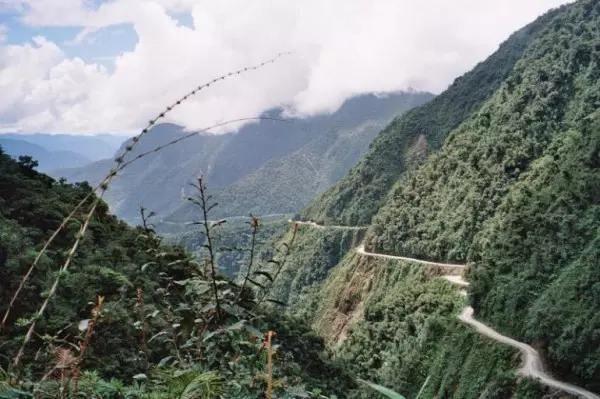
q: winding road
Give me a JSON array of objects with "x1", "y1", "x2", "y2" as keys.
[
  {"x1": 294, "y1": 221, "x2": 599, "y2": 399},
  {"x1": 459, "y1": 307, "x2": 600, "y2": 399},
  {"x1": 357, "y1": 244, "x2": 465, "y2": 269},
  {"x1": 292, "y1": 220, "x2": 366, "y2": 231}
]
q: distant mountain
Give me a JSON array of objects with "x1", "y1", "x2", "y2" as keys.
[
  {"x1": 53, "y1": 92, "x2": 433, "y2": 223},
  {"x1": 0, "y1": 138, "x2": 91, "y2": 173},
  {"x1": 0, "y1": 133, "x2": 124, "y2": 161}
]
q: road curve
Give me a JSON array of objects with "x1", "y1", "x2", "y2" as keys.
[
  {"x1": 357, "y1": 244, "x2": 466, "y2": 269},
  {"x1": 294, "y1": 221, "x2": 599, "y2": 398},
  {"x1": 292, "y1": 220, "x2": 366, "y2": 231},
  {"x1": 460, "y1": 307, "x2": 599, "y2": 399}
]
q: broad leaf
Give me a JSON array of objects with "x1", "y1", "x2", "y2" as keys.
[{"x1": 357, "y1": 379, "x2": 406, "y2": 399}]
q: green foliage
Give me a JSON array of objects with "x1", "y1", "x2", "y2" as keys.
[
  {"x1": 292, "y1": 252, "x2": 520, "y2": 398},
  {"x1": 163, "y1": 219, "x2": 288, "y2": 279},
  {"x1": 357, "y1": 379, "x2": 406, "y2": 399},
  {"x1": 0, "y1": 150, "x2": 353, "y2": 397},
  {"x1": 263, "y1": 225, "x2": 365, "y2": 312},
  {"x1": 352, "y1": 0, "x2": 600, "y2": 391},
  {"x1": 302, "y1": 4, "x2": 565, "y2": 226}
]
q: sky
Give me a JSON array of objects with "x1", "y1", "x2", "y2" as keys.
[{"x1": 0, "y1": 0, "x2": 573, "y2": 135}]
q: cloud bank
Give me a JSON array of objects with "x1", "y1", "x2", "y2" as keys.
[{"x1": 0, "y1": 0, "x2": 572, "y2": 134}]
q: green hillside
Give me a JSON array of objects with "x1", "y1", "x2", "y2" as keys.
[
  {"x1": 0, "y1": 147, "x2": 354, "y2": 397},
  {"x1": 302, "y1": 6, "x2": 562, "y2": 226},
  {"x1": 4, "y1": 0, "x2": 600, "y2": 397},
  {"x1": 55, "y1": 92, "x2": 431, "y2": 224},
  {"x1": 267, "y1": 1, "x2": 600, "y2": 397},
  {"x1": 365, "y1": 1, "x2": 600, "y2": 389}
]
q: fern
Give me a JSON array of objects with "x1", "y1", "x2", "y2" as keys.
[{"x1": 168, "y1": 371, "x2": 223, "y2": 399}]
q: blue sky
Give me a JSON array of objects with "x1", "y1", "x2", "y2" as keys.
[
  {"x1": 0, "y1": 3, "x2": 193, "y2": 71},
  {"x1": 0, "y1": 0, "x2": 572, "y2": 135},
  {"x1": 1, "y1": 7, "x2": 133, "y2": 71}
]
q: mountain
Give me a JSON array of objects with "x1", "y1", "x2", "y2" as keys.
[
  {"x1": 54, "y1": 92, "x2": 433, "y2": 223},
  {"x1": 264, "y1": 1, "x2": 600, "y2": 397},
  {"x1": 301, "y1": 7, "x2": 561, "y2": 226},
  {"x1": 0, "y1": 140, "x2": 354, "y2": 398},
  {"x1": 364, "y1": 0, "x2": 600, "y2": 390},
  {"x1": 4, "y1": 0, "x2": 600, "y2": 397},
  {"x1": 0, "y1": 133, "x2": 123, "y2": 161},
  {"x1": 0, "y1": 137, "x2": 91, "y2": 173}
]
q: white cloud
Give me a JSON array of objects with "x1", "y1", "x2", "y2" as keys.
[{"x1": 0, "y1": 0, "x2": 573, "y2": 134}]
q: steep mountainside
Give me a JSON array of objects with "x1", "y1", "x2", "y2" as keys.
[
  {"x1": 54, "y1": 92, "x2": 432, "y2": 223},
  {"x1": 302, "y1": 6, "x2": 562, "y2": 226},
  {"x1": 366, "y1": 0, "x2": 600, "y2": 390},
  {"x1": 268, "y1": 1, "x2": 600, "y2": 397},
  {"x1": 0, "y1": 138, "x2": 91, "y2": 172},
  {"x1": 262, "y1": 226, "x2": 553, "y2": 398},
  {"x1": 0, "y1": 147, "x2": 188, "y2": 376},
  {"x1": 162, "y1": 218, "x2": 289, "y2": 279}
]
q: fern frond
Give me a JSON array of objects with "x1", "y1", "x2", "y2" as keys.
[{"x1": 169, "y1": 371, "x2": 223, "y2": 399}]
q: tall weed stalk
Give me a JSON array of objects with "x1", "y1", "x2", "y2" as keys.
[{"x1": 9, "y1": 53, "x2": 290, "y2": 367}]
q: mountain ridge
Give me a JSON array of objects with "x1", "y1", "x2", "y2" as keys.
[
  {"x1": 301, "y1": 5, "x2": 565, "y2": 226},
  {"x1": 53, "y1": 91, "x2": 433, "y2": 223},
  {"x1": 265, "y1": 1, "x2": 600, "y2": 397},
  {"x1": 0, "y1": 137, "x2": 92, "y2": 173},
  {"x1": 0, "y1": 133, "x2": 122, "y2": 161}
]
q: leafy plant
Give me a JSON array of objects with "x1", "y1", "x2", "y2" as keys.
[{"x1": 358, "y1": 379, "x2": 406, "y2": 399}]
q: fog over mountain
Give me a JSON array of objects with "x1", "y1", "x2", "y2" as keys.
[{"x1": 0, "y1": 0, "x2": 571, "y2": 135}]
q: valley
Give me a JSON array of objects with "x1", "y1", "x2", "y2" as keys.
[
  {"x1": 292, "y1": 220, "x2": 600, "y2": 399},
  {"x1": 1, "y1": 0, "x2": 600, "y2": 398},
  {"x1": 52, "y1": 92, "x2": 432, "y2": 224}
]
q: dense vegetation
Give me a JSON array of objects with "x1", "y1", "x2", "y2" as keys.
[
  {"x1": 360, "y1": 0, "x2": 600, "y2": 392},
  {"x1": 274, "y1": 247, "x2": 556, "y2": 398},
  {"x1": 254, "y1": 1, "x2": 600, "y2": 397},
  {"x1": 55, "y1": 93, "x2": 431, "y2": 224},
  {"x1": 4, "y1": 0, "x2": 600, "y2": 397},
  {"x1": 0, "y1": 149, "x2": 177, "y2": 378},
  {"x1": 0, "y1": 147, "x2": 356, "y2": 398},
  {"x1": 302, "y1": 5, "x2": 563, "y2": 226},
  {"x1": 262, "y1": 225, "x2": 365, "y2": 313},
  {"x1": 162, "y1": 219, "x2": 289, "y2": 279}
]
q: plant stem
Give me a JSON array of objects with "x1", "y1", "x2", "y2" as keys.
[
  {"x1": 266, "y1": 331, "x2": 275, "y2": 399},
  {"x1": 1, "y1": 53, "x2": 290, "y2": 330},
  {"x1": 255, "y1": 223, "x2": 298, "y2": 308},
  {"x1": 196, "y1": 176, "x2": 222, "y2": 319},
  {"x1": 235, "y1": 216, "x2": 260, "y2": 304}
]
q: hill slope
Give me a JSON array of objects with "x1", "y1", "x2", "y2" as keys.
[
  {"x1": 0, "y1": 145, "x2": 355, "y2": 397},
  {"x1": 269, "y1": 1, "x2": 600, "y2": 397},
  {"x1": 362, "y1": 0, "x2": 600, "y2": 391},
  {"x1": 302, "y1": 7, "x2": 562, "y2": 226},
  {"x1": 55, "y1": 92, "x2": 432, "y2": 223}
]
